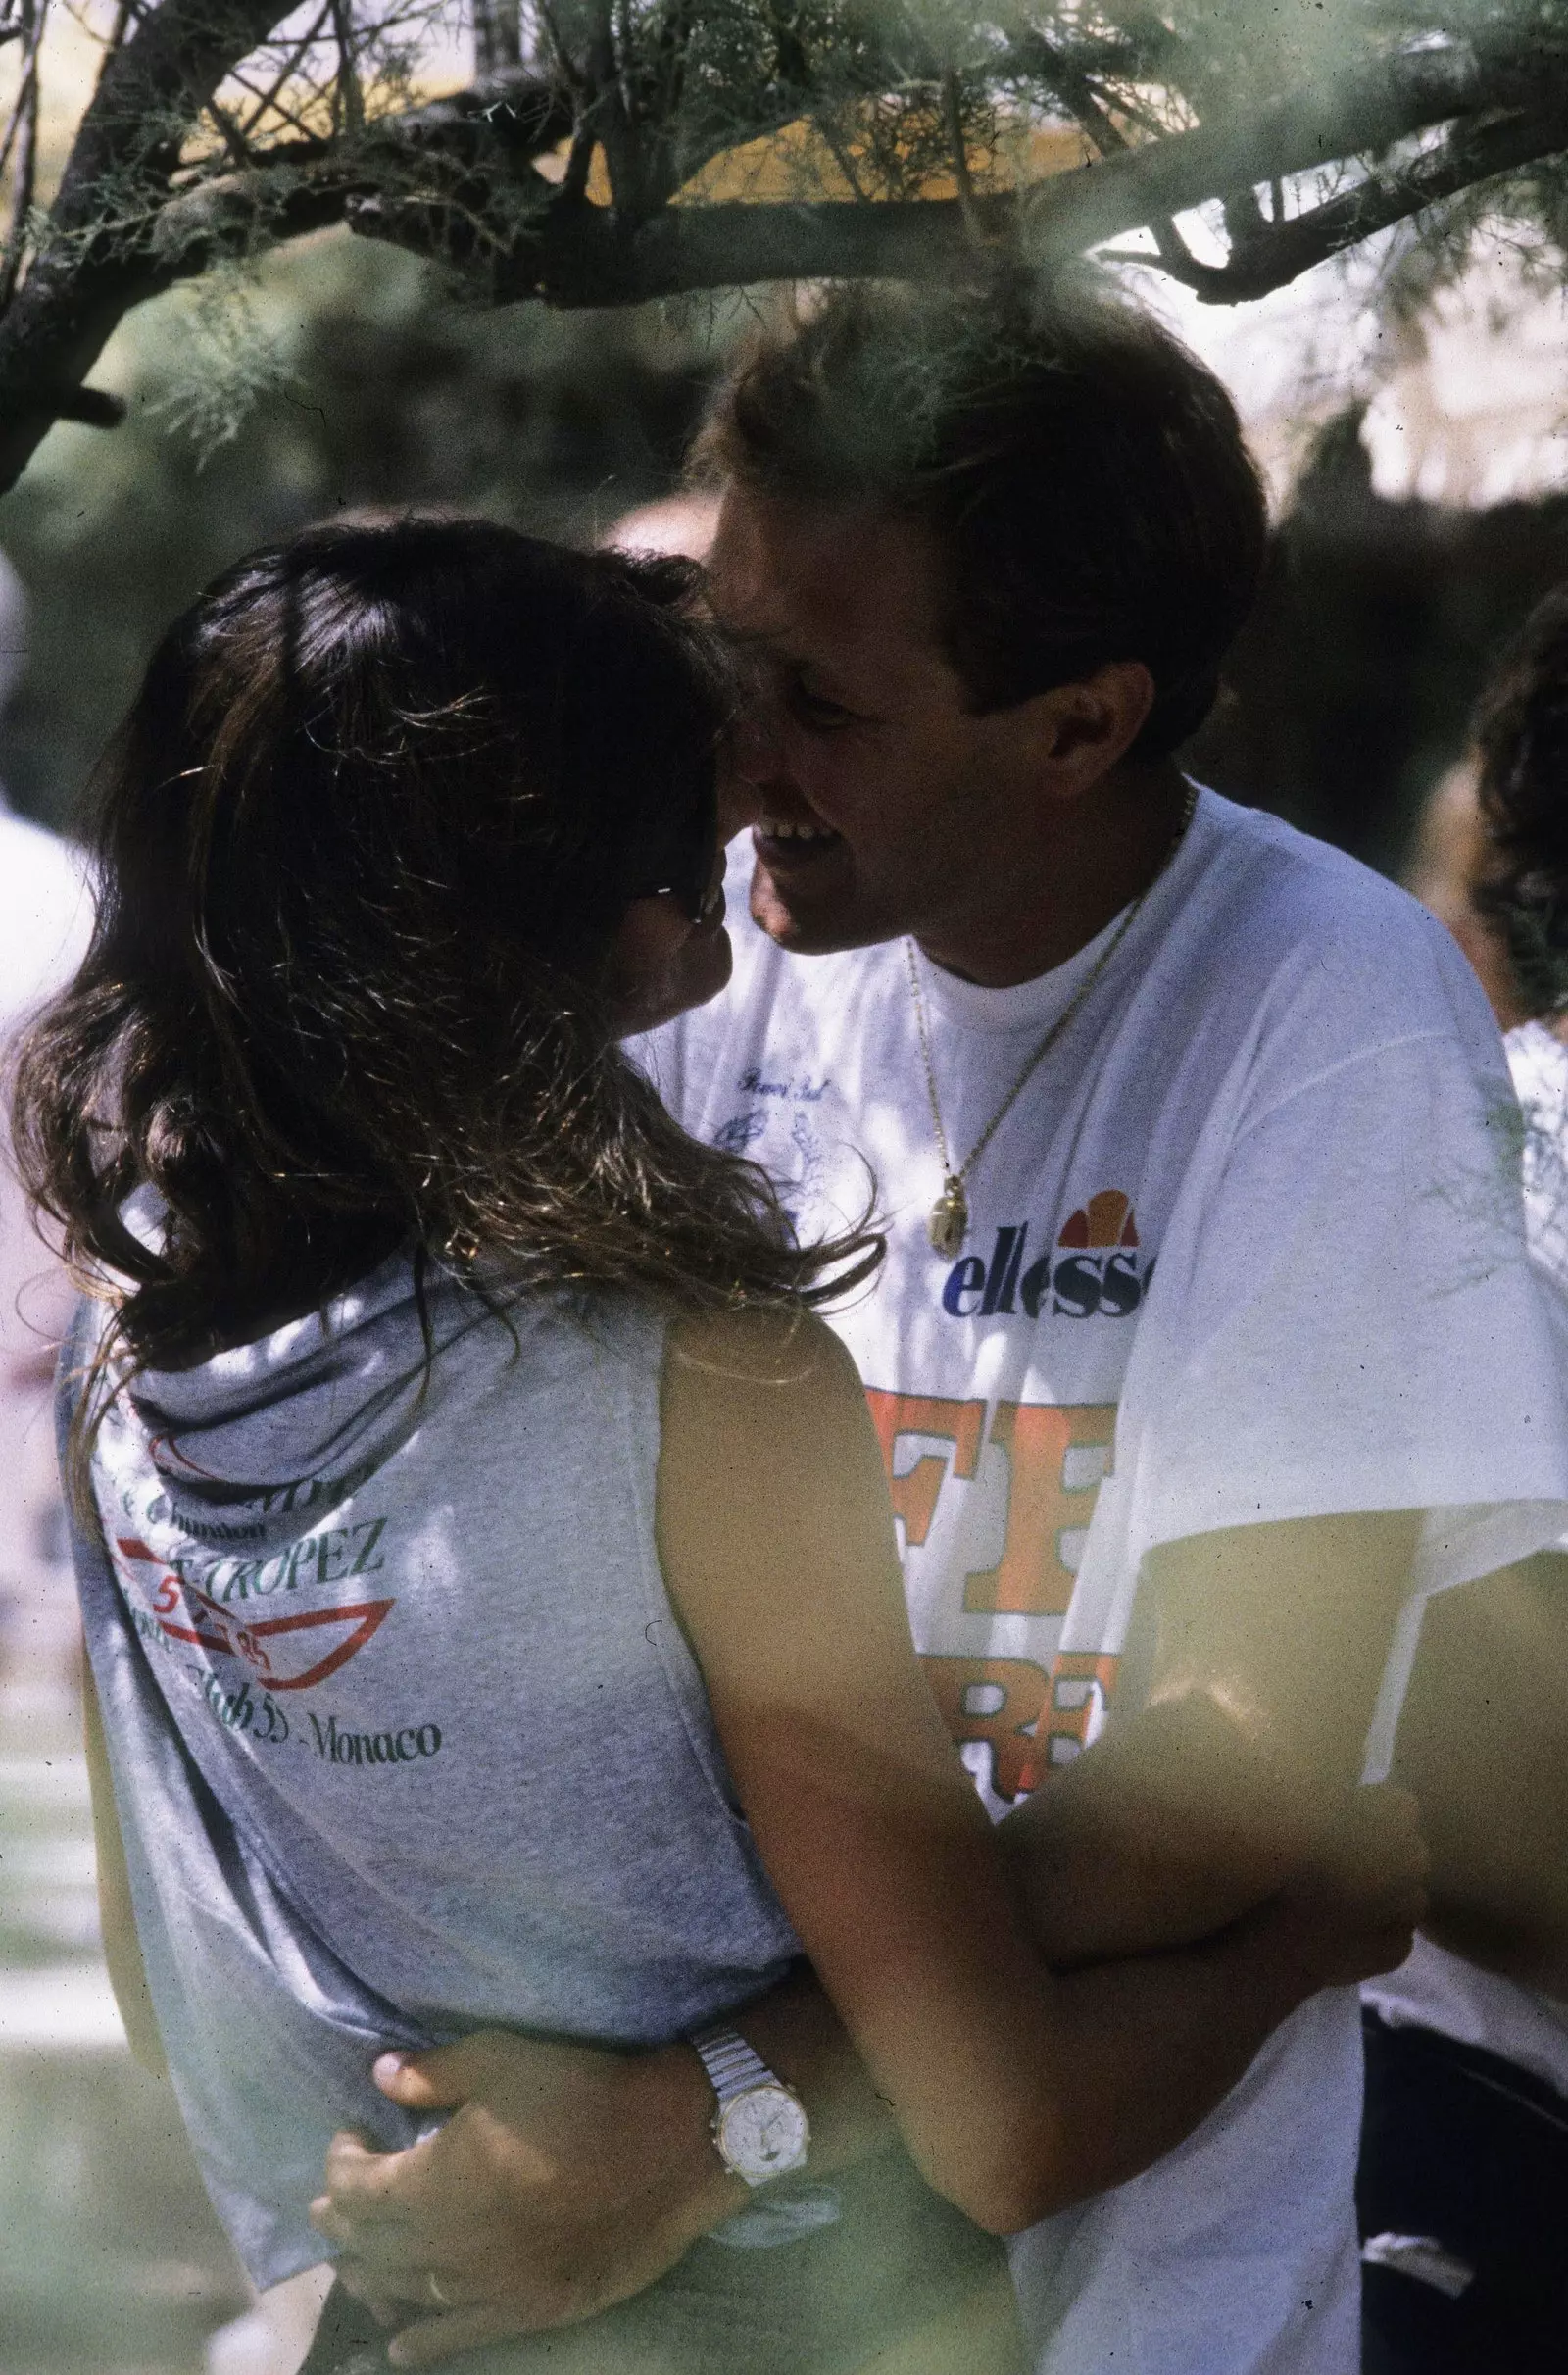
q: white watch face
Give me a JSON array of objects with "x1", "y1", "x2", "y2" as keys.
[{"x1": 716, "y1": 2083, "x2": 809, "y2": 2182}]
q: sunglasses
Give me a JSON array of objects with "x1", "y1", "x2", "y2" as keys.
[{"x1": 619, "y1": 781, "x2": 719, "y2": 923}]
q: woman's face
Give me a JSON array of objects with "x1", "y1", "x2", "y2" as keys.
[{"x1": 604, "y1": 858, "x2": 730, "y2": 1036}]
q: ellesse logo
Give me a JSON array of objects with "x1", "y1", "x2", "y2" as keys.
[{"x1": 941, "y1": 1189, "x2": 1152, "y2": 1320}]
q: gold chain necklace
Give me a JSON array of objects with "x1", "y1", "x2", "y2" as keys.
[{"x1": 908, "y1": 781, "x2": 1200, "y2": 1258}]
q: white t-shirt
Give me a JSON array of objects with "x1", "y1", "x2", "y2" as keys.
[
  {"x1": 1363, "y1": 1017, "x2": 1568, "y2": 2102},
  {"x1": 635, "y1": 787, "x2": 1568, "y2": 2375}
]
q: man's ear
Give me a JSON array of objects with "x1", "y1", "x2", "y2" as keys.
[{"x1": 1015, "y1": 662, "x2": 1157, "y2": 796}]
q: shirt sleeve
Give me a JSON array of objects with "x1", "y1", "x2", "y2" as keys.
[
  {"x1": 1065, "y1": 1017, "x2": 1568, "y2": 1780},
  {"x1": 1124, "y1": 1025, "x2": 1568, "y2": 1578}
]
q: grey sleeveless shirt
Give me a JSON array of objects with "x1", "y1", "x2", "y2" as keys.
[{"x1": 69, "y1": 1257, "x2": 802, "y2": 2288}]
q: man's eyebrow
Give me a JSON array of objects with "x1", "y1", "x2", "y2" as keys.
[
  {"x1": 728, "y1": 629, "x2": 851, "y2": 683},
  {"x1": 714, "y1": 617, "x2": 871, "y2": 707},
  {"x1": 717, "y1": 620, "x2": 799, "y2": 660}
]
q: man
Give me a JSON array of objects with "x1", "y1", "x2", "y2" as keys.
[{"x1": 314, "y1": 276, "x2": 1568, "y2": 2374}]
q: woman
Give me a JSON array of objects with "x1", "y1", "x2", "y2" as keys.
[{"x1": 16, "y1": 519, "x2": 1419, "y2": 2375}]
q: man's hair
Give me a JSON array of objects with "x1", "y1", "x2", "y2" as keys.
[
  {"x1": 1475, "y1": 584, "x2": 1568, "y2": 1013},
  {"x1": 695, "y1": 272, "x2": 1268, "y2": 760}
]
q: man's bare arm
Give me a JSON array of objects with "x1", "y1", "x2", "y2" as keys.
[
  {"x1": 1004, "y1": 1510, "x2": 1421, "y2": 1971},
  {"x1": 1393, "y1": 1550, "x2": 1568, "y2": 1995}
]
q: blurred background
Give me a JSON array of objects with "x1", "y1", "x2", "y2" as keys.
[{"x1": 6, "y1": 9, "x2": 1568, "y2": 2372}]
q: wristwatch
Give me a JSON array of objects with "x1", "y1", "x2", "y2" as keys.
[{"x1": 689, "y1": 2021, "x2": 810, "y2": 2188}]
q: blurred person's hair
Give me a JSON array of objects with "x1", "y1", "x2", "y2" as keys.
[
  {"x1": 692, "y1": 272, "x2": 1269, "y2": 761},
  {"x1": 0, "y1": 547, "x2": 27, "y2": 717},
  {"x1": 13, "y1": 517, "x2": 879, "y2": 1394},
  {"x1": 1474, "y1": 584, "x2": 1568, "y2": 1014}
]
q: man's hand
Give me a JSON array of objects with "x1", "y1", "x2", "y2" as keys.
[
  {"x1": 1241, "y1": 1780, "x2": 1430, "y2": 1995},
  {"x1": 309, "y1": 2031, "x2": 739, "y2": 2369},
  {"x1": 1005, "y1": 1688, "x2": 1429, "y2": 1980}
]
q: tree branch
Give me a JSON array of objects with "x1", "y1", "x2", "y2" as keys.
[
  {"x1": 473, "y1": 0, "x2": 520, "y2": 82},
  {"x1": 941, "y1": 65, "x2": 983, "y2": 240},
  {"x1": 1014, "y1": 41, "x2": 1508, "y2": 260},
  {"x1": 7, "y1": 5, "x2": 1568, "y2": 510},
  {"x1": 328, "y1": 0, "x2": 365, "y2": 140},
  {"x1": 0, "y1": 0, "x2": 298, "y2": 489},
  {"x1": 340, "y1": 38, "x2": 1568, "y2": 307},
  {"x1": 1152, "y1": 104, "x2": 1568, "y2": 305},
  {"x1": 0, "y1": 45, "x2": 570, "y2": 495}
]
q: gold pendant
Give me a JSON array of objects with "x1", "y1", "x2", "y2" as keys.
[{"x1": 928, "y1": 1176, "x2": 969, "y2": 1257}]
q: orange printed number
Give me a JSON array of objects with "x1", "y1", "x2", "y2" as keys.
[
  {"x1": 864, "y1": 1392, "x2": 986, "y2": 1549},
  {"x1": 962, "y1": 1404, "x2": 1115, "y2": 1617},
  {"x1": 920, "y1": 1656, "x2": 1049, "y2": 1803},
  {"x1": 1016, "y1": 1653, "x2": 1123, "y2": 1793},
  {"x1": 863, "y1": 1393, "x2": 1112, "y2": 1601}
]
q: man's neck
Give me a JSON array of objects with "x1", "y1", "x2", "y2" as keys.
[{"x1": 916, "y1": 762, "x2": 1193, "y2": 990}]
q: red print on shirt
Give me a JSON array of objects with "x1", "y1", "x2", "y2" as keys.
[{"x1": 115, "y1": 1537, "x2": 392, "y2": 1690}]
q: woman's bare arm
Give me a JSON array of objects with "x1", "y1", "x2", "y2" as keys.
[{"x1": 658, "y1": 1307, "x2": 1422, "y2": 2233}]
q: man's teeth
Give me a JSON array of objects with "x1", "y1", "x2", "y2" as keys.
[{"x1": 762, "y1": 820, "x2": 836, "y2": 841}]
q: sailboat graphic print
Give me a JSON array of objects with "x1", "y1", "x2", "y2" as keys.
[{"x1": 115, "y1": 1535, "x2": 393, "y2": 1690}]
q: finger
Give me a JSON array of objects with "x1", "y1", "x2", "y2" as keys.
[
  {"x1": 326, "y1": 2241, "x2": 456, "y2": 2306},
  {"x1": 372, "y1": 2038, "x2": 491, "y2": 2113},
  {"x1": 387, "y1": 2309, "x2": 517, "y2": 2369},
  {"x1": 330, "y1": 2260, "x2": 405, "y2": 2326},
  {"x1": 309, "y1": 2198, "x2": 357, "y2": 2250},
  {"x1": 321, "y1": 2130, "x2": 426, "y2": 2218},
  {"x1": 323, "y1": 2130, "x2": 398, "y2": 2190},
  {"x1": 310, "y1": 2186, "x2": 415, "y2": 2250}
]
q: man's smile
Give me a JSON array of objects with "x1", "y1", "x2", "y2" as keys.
[{"x1": 754, "y1": 816, "x2": 846, "y2": 861}]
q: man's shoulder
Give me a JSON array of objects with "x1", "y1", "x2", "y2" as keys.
[
  {"x1": 1188, "y1": 791, "x2": 1489, "y2": 1042},
  {"x1": 1197, "y1": 792, "x2": 1436, "y2": 940}
]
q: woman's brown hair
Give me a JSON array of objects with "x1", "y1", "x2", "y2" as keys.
[
  {"x1": 1474, "y1": 583, "x2": 1568, "y2": 1015},
  {"x1": 13, "y1": 516, "x2": 879, "y2": 1396}
]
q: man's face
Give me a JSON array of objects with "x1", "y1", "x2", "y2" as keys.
[{"x1": 708, "y1": 487, "x2": 1043, "y2": 958}]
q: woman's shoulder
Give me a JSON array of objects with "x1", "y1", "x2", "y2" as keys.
[
  {"x1": 664, "y1": 1300, "x2": 856, "y2": 1393},
  {"x1": 659, "y1": 1304, "x2": 870, "y2": 1519}
]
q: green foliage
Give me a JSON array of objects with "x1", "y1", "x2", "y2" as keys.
[{"x1": 0, "y1": 228, "x2": 741, "y2": 826}]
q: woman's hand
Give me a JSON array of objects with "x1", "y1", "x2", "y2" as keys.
[
  {"x1": 308, "y1": 1965, "x2": 898, "y2": 2369},
  {"x1": 310, "y1": 2032, "x2": 735, "y2": 2369}
]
